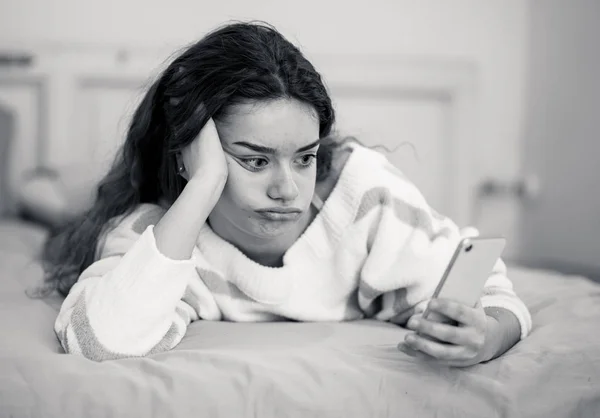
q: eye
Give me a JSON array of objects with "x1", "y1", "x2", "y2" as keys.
[
  {"x1": 241, "y1": 157, "x2": 269, "y2": 171},
  {"x1": 297, "y1": 154, "x2": 317, "y2": 168}
]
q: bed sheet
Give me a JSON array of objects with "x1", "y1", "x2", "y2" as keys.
[{"x1": 1, "y1": 220, "x2": 599, "y2": 418}]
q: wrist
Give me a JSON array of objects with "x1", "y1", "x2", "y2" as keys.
[
  {"x1": 187, "y1": 171, "x2": 227, "y2": 196},
  {"x1": 191, "y1": 165, "x2": 228, "y2": 182},
  {"x1": 482, "y1": 315, "x2": 502, "y2": 362}
]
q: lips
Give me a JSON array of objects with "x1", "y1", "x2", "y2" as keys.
[{"x1": 255, "y1": 208, "x2": 303, "y2": 221}]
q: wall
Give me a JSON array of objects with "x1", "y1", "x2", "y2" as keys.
[
  {"x1": 518, "y1": 0, "x2": 600, "y2": 277},
  {"x1": 0, "y1": 1, "x2": 528, "y2": 256}
]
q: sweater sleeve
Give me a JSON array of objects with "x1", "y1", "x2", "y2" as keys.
[
  {"x1": 355, "y1": 159, "x2": 532, "y2": 340},
  {"x1": 54, "y1": 204, "x2": 219, "y2": 361}
]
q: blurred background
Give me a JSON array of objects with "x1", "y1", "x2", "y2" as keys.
[{"x1": 0, "y1": 0, "x2": 598, "y2": 280}]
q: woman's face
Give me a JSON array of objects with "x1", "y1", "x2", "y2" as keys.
[{"x1": 209, "y1": 98, "x2": 320, "y2": 241}]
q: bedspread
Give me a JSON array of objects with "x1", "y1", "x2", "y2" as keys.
[{"x1": 1, "y1": 220, "x2": 599, "y2": 418}]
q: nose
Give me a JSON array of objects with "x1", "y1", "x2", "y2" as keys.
[{"x1": 267, "y1": 166, "x2": 299, "y2": 202}]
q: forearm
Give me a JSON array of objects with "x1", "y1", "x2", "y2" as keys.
[
  {"x1": 483, "y1": 307, "x2": 522, "y2": 361},
  {"x1": 55, "y1": 239, "x2": 196, "y2": 360},
  {"x1": 153, "y1": 172, "x2": 226, "y2": 260}
]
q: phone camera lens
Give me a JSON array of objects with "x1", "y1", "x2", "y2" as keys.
[{"x1": 465, "y1": 244, "x2": 473, "y2": 252}]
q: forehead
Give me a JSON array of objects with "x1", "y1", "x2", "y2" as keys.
[{"x1": 217, "y1": 99, "x2": 319, "y2": 151}]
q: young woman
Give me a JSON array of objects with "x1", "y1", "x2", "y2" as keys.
[{"x1": 43, "y1": 22, "x2": 532, "y2": 364}]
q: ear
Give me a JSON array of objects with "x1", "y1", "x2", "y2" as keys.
[{"x1": 175, "y1": 153, "x2": 189, "y2": 181}]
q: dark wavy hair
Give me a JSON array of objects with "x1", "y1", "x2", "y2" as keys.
[{"x1": 38, "y1": 21, "x2": 350, "y2": 297}]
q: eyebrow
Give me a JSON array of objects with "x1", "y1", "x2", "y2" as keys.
[{"x1": 232, "y1": 138, "x2": 321, "y2": 154}]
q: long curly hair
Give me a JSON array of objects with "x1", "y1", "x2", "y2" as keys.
[{"x1": 39, "y1": 21, "x2": 350, "y2": 297}]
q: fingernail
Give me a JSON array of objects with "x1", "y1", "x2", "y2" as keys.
[
  {"x1": 398, "y1": 343, "x2": 415, "y2": 356},
  {"x1": 405, "y1": 333, "x2": 416, "y2": 343}
]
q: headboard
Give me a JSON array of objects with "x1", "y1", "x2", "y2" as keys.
[{"x1": 0, "y1": 46, "x2": 479, "y2": 226}]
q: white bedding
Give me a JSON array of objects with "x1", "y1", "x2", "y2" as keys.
[{"x1": 1, "y1": 219, "x2": 599, "y2": 418}]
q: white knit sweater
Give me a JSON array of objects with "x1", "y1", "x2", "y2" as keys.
[{"x1": 55, "y1": 144, "x2": 532, "y2": 361}]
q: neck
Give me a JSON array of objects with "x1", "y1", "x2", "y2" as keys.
[{"x1": 244, "y1": 248, "x2": 285, "y2": 268}]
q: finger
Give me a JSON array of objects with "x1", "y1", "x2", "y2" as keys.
[
  {"x1": 405, "y1": 314, "x2": 424, "y2": 330},
  {"x1": 397, "y1": 342, "x2": 419, "y2": 356},
  {"x1": 399, "y1": 342, "x2": 478, "y2": 367},
  {"x1": 428, "y1": 299, "x2": 477, "y2": 326},
  {"x1": 404, "y1": 333, "x2": 477, "y2": 361},
  {"x1": 397, "y1": 342, "x2": 436, "y2": 361},
  {"x1": 399, "y1": 340, "x2": 479, "y2": 367},
  {"x1": 389, "y1": 310, "x2": 416, "y2": 325},
  {"x1": 409, "y1": 317, "x2": 481, "y2": 347}
]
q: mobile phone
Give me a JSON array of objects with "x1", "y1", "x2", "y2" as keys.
[{"x1": 422, "y1": 236, "x2": 507, "y2": 325}]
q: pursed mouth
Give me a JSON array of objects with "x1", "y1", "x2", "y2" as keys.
[{"x1": 255, "y1": 209, "x2": 303, "y2": 221}]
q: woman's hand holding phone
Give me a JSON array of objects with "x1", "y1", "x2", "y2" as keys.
[
  {"x1": 398, "y1": 299, "x2": 498, "y2": 367},
  {"x1": 396, "y1": 236, "x2": 507, "y2": 367}
]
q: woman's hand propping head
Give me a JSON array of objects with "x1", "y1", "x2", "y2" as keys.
[{"x1": 179, "y1": 117, "x2": 228, "y2": 185}]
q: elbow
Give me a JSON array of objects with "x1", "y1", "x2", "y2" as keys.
[
  {"x1": 56, "y1": 323, "x2": 147, "y2": 362},
  {"x1": 55, "y1": 307, "x2": 184, "y2": 362},
  {"x1": 55, "y1": 301, "x2": 150, "y2": 362},
  {"x1": 55, "y1": 285, "x2": 187, "y2": 361}
]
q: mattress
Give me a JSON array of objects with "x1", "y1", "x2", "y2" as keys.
[{"x1": 1, "y1": 219, "x2": 599, "y2": 418}]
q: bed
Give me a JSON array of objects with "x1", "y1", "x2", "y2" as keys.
[
  {"x1": 1, "y1": 218, "x2": 600, "y2": 418},
  {"x1": 1, "y1": 48, "x2": 599, "y2": 418}
]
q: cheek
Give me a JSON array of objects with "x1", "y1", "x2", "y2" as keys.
[
  {"x1": 297, "y1": 169, "x2": 317, "y2": 195},
  {"x1": 221, "y1": 163, "x2": 265, "y2": 208},
  {"x1": 219, "y1": 159, "x2": 317, "y2": 208}
]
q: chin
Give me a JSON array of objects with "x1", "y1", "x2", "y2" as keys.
[
  {"x1": 246, "y1": 217, "x2": 302, "y2": 239},
  {"x1": 250, "y1": 223, "x2": 296, "y2": 238}
]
